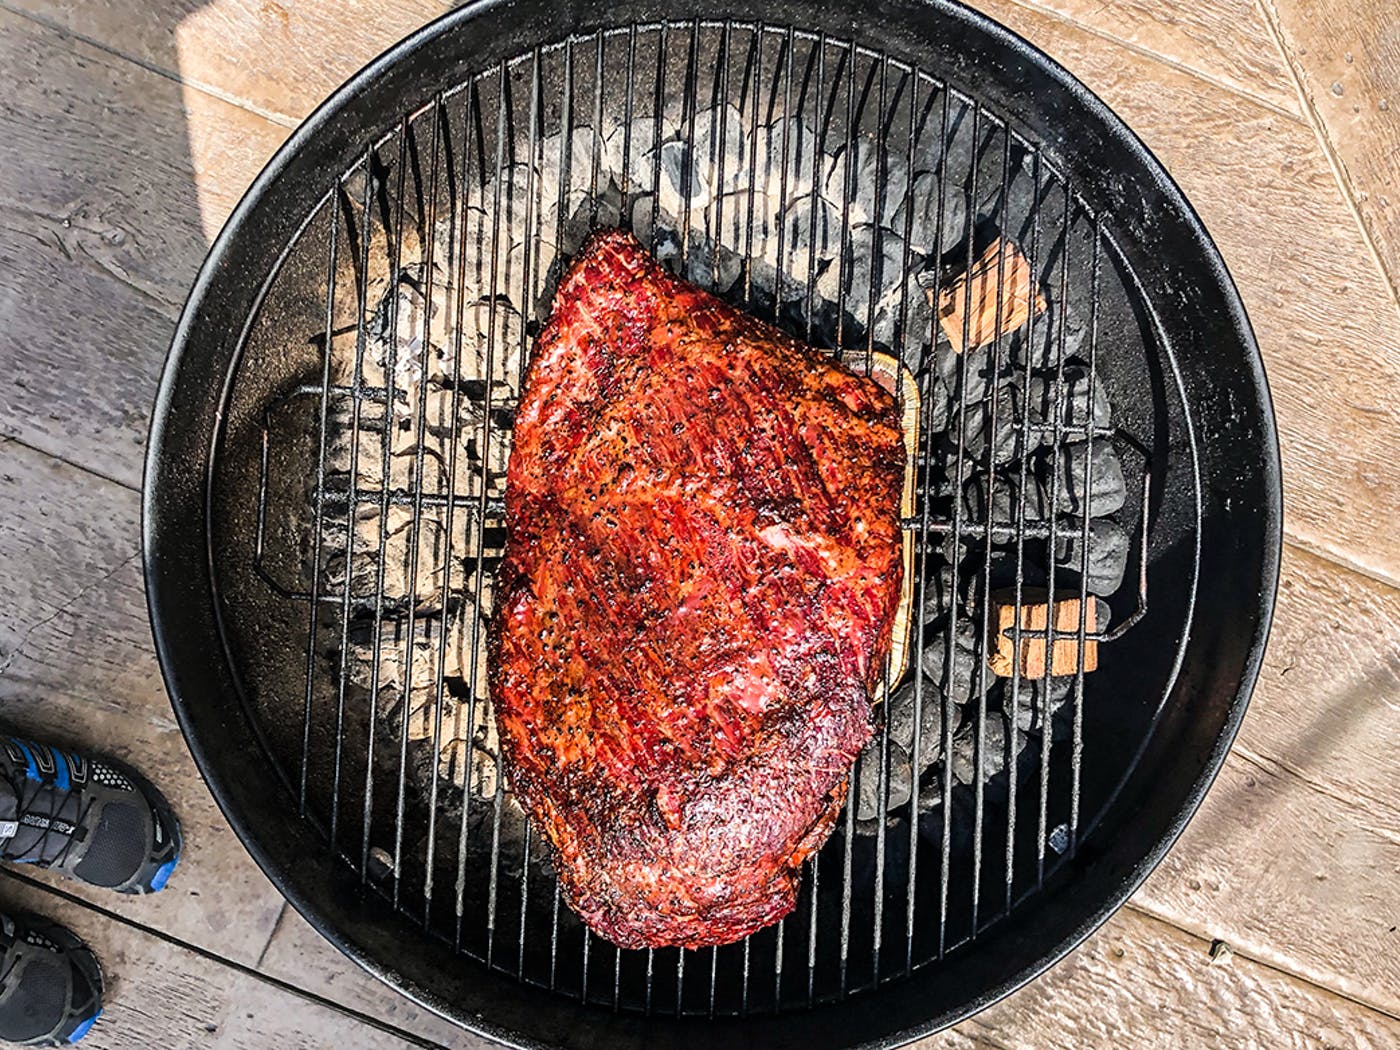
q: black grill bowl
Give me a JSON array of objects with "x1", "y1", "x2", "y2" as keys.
[{"x1": 144, "y1": 0, "x2": 1281, "y2": 1046}]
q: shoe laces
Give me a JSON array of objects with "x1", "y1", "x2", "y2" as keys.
[{"x1": 2, "y1": 756, "x2": 95, "y2": 870}]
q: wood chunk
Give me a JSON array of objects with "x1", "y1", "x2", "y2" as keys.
[
  {"x1": 988, "y1": 587, "x2": 1098, "y2": 679},
  {"x1": 933, "y1": 236, "x2": 1046, "y2": 353}
]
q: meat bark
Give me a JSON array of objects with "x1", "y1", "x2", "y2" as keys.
[{"x1": 490, "y1": 229, "x2": 905, "y2": 949}]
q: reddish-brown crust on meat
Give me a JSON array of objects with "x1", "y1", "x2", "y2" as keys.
[{"x1": 489, "y1": 229, "x2": 905, "y2": 949}]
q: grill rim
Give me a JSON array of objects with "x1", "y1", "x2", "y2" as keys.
[{"x1": 142, "y1": 0, "x2": 1283, "y2": 1045}]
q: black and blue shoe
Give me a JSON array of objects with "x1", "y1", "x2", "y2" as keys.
[
  {"x1": 0, "y1": 914, "x2": 102, "y2": 1046},
  {"x1": 0, "y1": 738, "x2": 180, "y2": 895}
]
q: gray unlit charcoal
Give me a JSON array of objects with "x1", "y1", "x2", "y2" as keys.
[
  {"x1": 962, "y1": 471, "x2": 1049, "y2": 525},
  {"x1": 870, "y1": 268, "x2": 932, "y2": 357},
  {"x1": 931, "y1": 340, "x2": 1014, "y2": 408},
  {"x1": 886, "y1": 675, "x2": 951, "y2": 769},
  {"x1": 1018, "y1": 365, "x2": 1111, "y2": 439},
  {"x1": 854, "y1": 744, "x2": 914, "y2": 820},
  {"x1": 1055, "y1": 517, "x2": 1130, "y2": 596},
  {"x1": 919, "y1": 563, "x2": 958, "y2": 623},
  {"x1": 891, "y1": 170, "x2": 970, "y2": 255},
  {"x1": 1002, "y1": 675, "x2": 1073, "y2": 734},
  {"x1": 950, "y1": 712, "x2": 1017, "y2": 787},
  {"x1": 953, "y1": 401, "x2": 1041, "y2": 466},
  {"x1": 1040, "y1": 441, "x2": 1126, "y2": 517},
  {"x1": 1015, "y1": 299, "x2": 1089, "y2": 370},
  {"x1": 920, "y1": 617, "x2": 987, "y2": 705}
]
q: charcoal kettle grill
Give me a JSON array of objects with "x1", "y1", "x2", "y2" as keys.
[{"x1": 143, "y1": 0, "x2": 1282, "y2": 1045}]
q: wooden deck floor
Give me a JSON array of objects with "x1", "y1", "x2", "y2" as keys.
[{"x1": 0, "y1": 0, "x2": 1396, "y2": 1045}]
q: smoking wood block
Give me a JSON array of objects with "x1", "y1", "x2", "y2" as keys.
[
  {"x1": 934, "y1": 236, "x2": 1047, "y2": 353},
  {"x1": 988, "y1": 588, "x2": 1098, "y2": 679}
]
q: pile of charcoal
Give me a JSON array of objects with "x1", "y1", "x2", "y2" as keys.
[{"x1": 335, "y1": 92, "x2": 1136, "y2": 837}]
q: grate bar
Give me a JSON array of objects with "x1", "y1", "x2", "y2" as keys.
[
  {"x1": 391, "y1": 99, "x2": 445, "y2": 911},
  {"x1": 299, "y1": 192, "x2": 338, "y2": 816},
  {"x1": 329, "y1": 153, "x2": 377, "y2": 842},
  {"x1": 359, "y1": 118, "x2": 412, "y2": 882}
]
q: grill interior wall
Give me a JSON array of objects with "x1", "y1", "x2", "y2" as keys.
[{"x1": 208, "y1": 21, "x2": 1188, "y2": 1017}]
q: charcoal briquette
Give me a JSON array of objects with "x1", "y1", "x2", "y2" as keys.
[
  {"x1": 1039, "y1": 440, "x2": 1126, "y2": 517},
  {"x1": 919, "y1": 617, "x2": 987, "y2": 705},
  {"x1": 855, "y1": 743, "x2": 914, "y2": 820},
  {"x1": 1054, "y1": 517, "x2": 1130, "y2": 595},
  {"x1": 886, "y1": 676, "x2": 955, "y2": 769},
  {"x1": 1016, "y1": 364, "x2": 1111, "y2": 439},
  {"x1": 962, "y1": 470, "x2": 1048, "y2": 524},
  {"x1": 1002, "y1": 675, "x2": 1073, "y2": 734},
  {"x1": 950, "y1": 712, "x2": 1011, "y2": 786}
]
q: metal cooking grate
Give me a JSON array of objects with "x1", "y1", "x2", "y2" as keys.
[{"x1": 238, "y1": 19, "x2": 1158, "y2": 1017}]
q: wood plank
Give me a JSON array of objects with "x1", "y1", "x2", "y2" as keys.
[
  {"x1": 1133, "y1": 752, "x2": 1400, "y2": 1020},
  {"x1": 257, "y1": 906, "x2": 493, "y2": 1049},
  {"x1": 8, "y1": 0, "x2": 1303, "y2": 126},
  {"x1": 1262, "y1": 0, "x2": 1400, "y2": 292},
  {"x1": 1011, "y1": 0, "x2": 1302, "y2": 117},
  {"x1": 0, "y1": 439, "x2": 289, "y2": 965},
  {"x1": 3, "y1": 0, "x2": 455, "y2": 126},
  {"x1": 0, "y1": 874, "x2": 430, "y2": 1049},
  {"x1": 258, "y1": 878, "x2": 1400, "y2": 1049},
  {"x1": 928, "y1": 905, "x2": 1400, "y2": 1047},
  {"x1": 0, "y1": 9, "x2": 287, "y2": 488},
  {"x1": 1128, "y1": 541, "x2": 1400, "y2": 1017},
  {"x1": 975, "y1": 0, "x2": 1400, "y2": 584}
]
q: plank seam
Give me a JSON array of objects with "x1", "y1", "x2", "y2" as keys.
[
  {"x1": 1124, "y1": 901, "x2": 1400, "y2": 1023},
  {"x1": 0, "y1": 551, "x2": 140, "y2": 677},
  {"x1": 1002, "y1": 0, "x2": 1306, "y2": 122},
  {"x1": 0, "y1": 0, "x2": 300, "y2": 129},
  {"x1": 0, "y1": 870, "x2": 448, "y2": 1049},
  {"x1": 1282, "y1": 534, "x2": 1400, "y2": 593},
  {"x1": 0, "y1": 433, "x2": 140, "y2": 494},
  {"x1": 1251, "y1": 0, "x2": 1400, "y2": 314}
]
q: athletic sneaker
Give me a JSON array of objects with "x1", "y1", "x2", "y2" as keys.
[
  {"x1": 0, "y1": 738, "x2": 180, "y2": 894},
  {"x1": 0, "y1": 914, "x2": 102, "y2": 1046}
]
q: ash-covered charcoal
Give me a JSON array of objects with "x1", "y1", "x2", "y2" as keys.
[
  {"x1": 920, "y1": 616, "x2": 988, "y2": 704},
  {"x1": 538, "y1": 126, "x2": 613, "y2": 211},
  {"x1": 689, "y1": 103, "x2": 748, "y2": 196},
  {"x1": 950, "y1": 710, "x2": 1023, "y2": 787},
  {"x1": 369, "y1": 269, "x2": 455, "y2": 389},
  {"x1": 749, "y1": 116, "x2": 824, "y2": 204},
  {"x1": 962, "y1": 470, "x2": 1048, "y2": 524},
  {"x1": 750, "y1": 194, "x2": 842, "y2": 300},
  {"x1": 854, "y1": 743, "x2": 914, "y2": 821},
  {"x1": 1038, "y1": 440, "x2": 1127, "y2": 517},
  {"x1": 891, "y1": 169, "x2": 970, "y2": 257},
  {"x1": 1016, "y1": 364, "x2": 1111, "y2": 439},
  {"x1": 1055, "y1": 518, "x2": 1130, "y2": 596},
  {"x1": 824, "y1": 138, "x2": 910, "y2": 230},
  {"x1": 438, "y1": 298, "x2": 528, "y2": 399}
]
